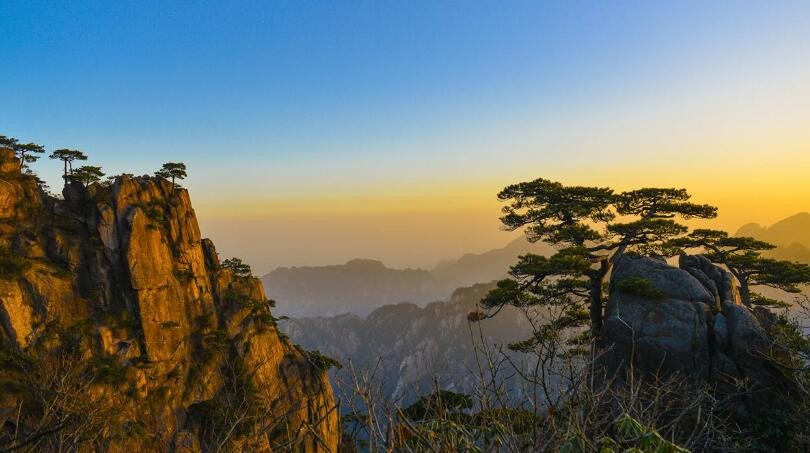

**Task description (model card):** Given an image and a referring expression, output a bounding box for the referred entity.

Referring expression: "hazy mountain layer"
[280,283,535,407]
[736,212,810,263]
[263,237,554,317]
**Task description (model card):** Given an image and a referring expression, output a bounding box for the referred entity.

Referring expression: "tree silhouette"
[71,166,105,187]
[671,229,810,307]
[0,135,17,149]
[49,149,88,179]
[492,179,716,335]
[0,136,45,172]
[15,142,46,172]
[221,258,252,278]
[155,162,187,192]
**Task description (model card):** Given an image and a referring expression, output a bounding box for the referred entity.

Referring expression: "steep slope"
[263,236,554,317]
[0,149,338,451]
[281,283,534,407]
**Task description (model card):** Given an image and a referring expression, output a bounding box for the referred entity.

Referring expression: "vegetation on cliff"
[0,138,339,452]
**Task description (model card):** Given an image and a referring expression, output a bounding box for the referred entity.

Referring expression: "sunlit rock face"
[0,148,338,451]
[600,253,800,417]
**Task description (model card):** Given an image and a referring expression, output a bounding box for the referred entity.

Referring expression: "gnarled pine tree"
[486,180,716,343]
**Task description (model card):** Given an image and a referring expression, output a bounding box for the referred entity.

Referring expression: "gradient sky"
[2,1,810,273]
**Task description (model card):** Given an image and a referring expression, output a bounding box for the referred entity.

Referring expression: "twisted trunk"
[589,258,611,336]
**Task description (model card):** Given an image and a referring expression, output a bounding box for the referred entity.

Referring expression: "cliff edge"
[0,148,338,451]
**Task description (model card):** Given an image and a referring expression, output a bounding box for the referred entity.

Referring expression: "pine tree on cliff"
[49,149,88,179]
[0,136,46,172]
[221,257,252,278]
[0,135,16,148]
[15,142,46,172]
[483,180,716,347]
[155,162,187,193]
[71,165,105,187]
[671,229,810,307]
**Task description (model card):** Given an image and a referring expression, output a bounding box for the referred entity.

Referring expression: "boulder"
[604,254,712,378]
[601,253,800,417]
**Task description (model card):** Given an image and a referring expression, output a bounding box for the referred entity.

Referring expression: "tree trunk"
[589,258,611,336]
[589,275,603,334]
[739,280,752,307]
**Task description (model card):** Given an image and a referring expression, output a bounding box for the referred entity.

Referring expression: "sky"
[2,1,810,273]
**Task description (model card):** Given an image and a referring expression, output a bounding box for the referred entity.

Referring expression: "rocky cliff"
[0,148,338,451]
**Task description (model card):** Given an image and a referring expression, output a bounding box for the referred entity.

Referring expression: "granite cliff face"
[0,149,338,451]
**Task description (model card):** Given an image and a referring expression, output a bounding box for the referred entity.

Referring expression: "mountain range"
[736,212,810,263]
[280,283,535,407]
[262,236,555,317]
[263,213,810,318]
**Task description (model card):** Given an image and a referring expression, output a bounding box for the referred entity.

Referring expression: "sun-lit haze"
[3,1,810,273]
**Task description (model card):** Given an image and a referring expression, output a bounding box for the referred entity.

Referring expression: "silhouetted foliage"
[303,350,342,371]
[1,135,46,172]
[487,178,716,338]
[16,142,45,172]
[70,165,105,187]
[49,148,87,179]
[0,135,17,148]
[155,162,187,192]
[221,257,252,278]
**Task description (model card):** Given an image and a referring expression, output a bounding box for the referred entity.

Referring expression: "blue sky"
[3,1,810,271]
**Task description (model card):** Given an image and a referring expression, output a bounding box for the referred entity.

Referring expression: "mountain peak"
[0,158,339,450]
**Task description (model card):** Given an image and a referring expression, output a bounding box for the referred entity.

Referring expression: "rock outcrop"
[601,253,800,417]
[0,148,338,451]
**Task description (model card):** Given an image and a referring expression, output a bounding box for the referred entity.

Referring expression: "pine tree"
[491,179,716,336]
[49,149,88,179]
[0,136,46,172]
[71,165,105,187]
[155,162,187,192]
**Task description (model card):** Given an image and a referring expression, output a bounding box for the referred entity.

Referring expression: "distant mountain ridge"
[262,236,555,317]
[262,259,441,317]
[735,212,810,263]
